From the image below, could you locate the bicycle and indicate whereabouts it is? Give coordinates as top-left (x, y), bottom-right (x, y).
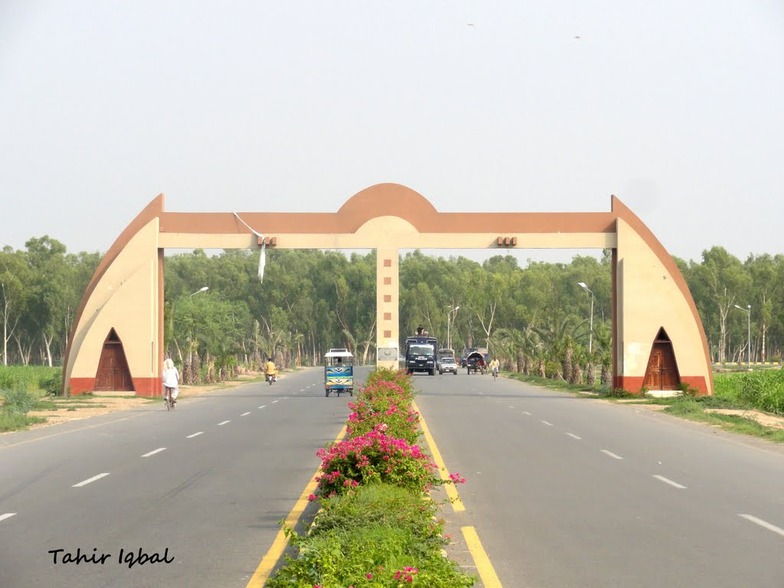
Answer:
top-left (164, 387), bottom-right (176, 410)
top-left (492, 368), bottom-right (498, 381)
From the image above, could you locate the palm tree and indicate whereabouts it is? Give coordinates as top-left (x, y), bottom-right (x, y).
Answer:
top-left (534, 313), bottom-right (581, 381)
top-left (593, 322), bottom-right (613, 388)
top-left (496, 326), bottom-right (540, 374)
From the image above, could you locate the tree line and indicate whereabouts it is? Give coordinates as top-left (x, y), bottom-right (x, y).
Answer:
top-left (2, 237), bottom-right (783, 385)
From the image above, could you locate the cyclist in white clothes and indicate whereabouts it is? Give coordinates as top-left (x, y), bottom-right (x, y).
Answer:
top-left (162, 358), bottom-right (180, 405)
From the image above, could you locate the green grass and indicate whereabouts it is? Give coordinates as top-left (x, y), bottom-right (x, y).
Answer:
top-left (663, 398), bottom-right (784, 442)
top-left (0, 412), bottom-right (47, 432)
top-left (714, 370), bottom-right (784, 414)
top-left (0, 380), bottom-right (114, 432)
top-left (32, 398), bottom-right (105, 411)
top-left (0, 365), bottom-right (62, 395)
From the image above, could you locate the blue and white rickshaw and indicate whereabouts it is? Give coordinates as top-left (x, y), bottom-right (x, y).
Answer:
top-left (324, 348), bottom-right (354, 397)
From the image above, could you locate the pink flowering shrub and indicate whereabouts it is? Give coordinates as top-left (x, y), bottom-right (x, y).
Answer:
top-left (315, 427), bottom-right (438, 497)
top-left (346, 381), bottom-right (420, 444)
top-left (364, 368), bottom-right (415, 400)
top-left (267, 368), bottom-right (474, 588)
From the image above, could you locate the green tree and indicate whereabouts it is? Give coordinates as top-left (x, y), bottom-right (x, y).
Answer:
top-left (25, 236), bottom-right (71, 366)
top-left (689, 247), bottom-right (750, 363)
top-left (745, 253), bottom-right (781, 362)
top-left (0, 247), bottom-right (31, 365)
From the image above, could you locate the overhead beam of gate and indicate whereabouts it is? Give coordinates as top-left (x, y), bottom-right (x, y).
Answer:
top-left (158, 209), bottom-right (618, 250)
top-left (62, 182), bottom-right (713, 398)
top-left (159, 181), bottom-right (617, 249)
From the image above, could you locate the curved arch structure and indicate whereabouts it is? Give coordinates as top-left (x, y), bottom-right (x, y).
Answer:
top-left (63, 183), bottom-right (713, 396)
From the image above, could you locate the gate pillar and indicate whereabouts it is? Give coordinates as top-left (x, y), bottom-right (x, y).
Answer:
top-left (376, 247), bottom-right (400, 370)
top-left (613, 200), bottom-right (712, 394)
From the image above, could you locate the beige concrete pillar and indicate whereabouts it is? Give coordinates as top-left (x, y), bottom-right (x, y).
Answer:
top-left (375, 248), bottom-right (399, 370)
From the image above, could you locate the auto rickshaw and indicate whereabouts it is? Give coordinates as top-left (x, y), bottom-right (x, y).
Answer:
top-left (466, 350), bottom-right (487, 375)
top-left (324, 348), bottom-right (354, 397)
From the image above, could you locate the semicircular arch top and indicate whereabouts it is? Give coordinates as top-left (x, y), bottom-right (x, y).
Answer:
top-left (335, 183), bottom-right (439, 232)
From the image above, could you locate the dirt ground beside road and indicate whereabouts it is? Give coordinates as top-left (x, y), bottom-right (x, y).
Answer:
top-left (22, 374), bottom-right (263, 432)
top-left (614, 398), bottom-right (784, 430)
top-left (702, 407), bottom-right (784, 429)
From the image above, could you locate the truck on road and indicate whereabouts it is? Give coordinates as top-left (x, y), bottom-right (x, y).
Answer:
top-left (404, 327), bottom-right (438, 376)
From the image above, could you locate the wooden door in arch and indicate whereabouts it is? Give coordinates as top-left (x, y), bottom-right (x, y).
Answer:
top-left (94, 328), bottom-right (134, 391)
top-left (643, 328), bottom-right (681, 390)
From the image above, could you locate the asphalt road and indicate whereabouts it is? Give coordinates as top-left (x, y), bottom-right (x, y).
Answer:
top-left (2, 368), bottom-right (783, 587)
top-left (413, 370), bottom-right (784, 588)
top-left (0, 367), bottom-right (354, 588)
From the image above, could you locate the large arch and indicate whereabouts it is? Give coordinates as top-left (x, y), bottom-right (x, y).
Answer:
top-left (62, 183), bottom-right (713, 396)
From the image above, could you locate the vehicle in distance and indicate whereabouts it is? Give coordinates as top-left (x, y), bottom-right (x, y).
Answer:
top-left (405, 327), bottom-right (437, 376)
top-left (438, 356), bottom-right (458, 375)
top-left (436, 347), bottom-right (455, 372)
top-left (466, 350), bottom-right (487, 375)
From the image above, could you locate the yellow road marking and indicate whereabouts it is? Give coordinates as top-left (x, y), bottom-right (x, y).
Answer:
top-left (413, 400), bottom-right (465, 512)
top-left (417, 401), bottom-right (503, 585)
top-left (245, 425), bottom-right (346, 587)
top-left (462, 526), bottom-right (504, 587)
top-left (248, 405), bottom-right (500, 586)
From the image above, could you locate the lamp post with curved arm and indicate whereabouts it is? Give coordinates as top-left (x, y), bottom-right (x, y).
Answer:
top-left (183, 286), bottom-right (209, 383)
top-left (578, 282), bottom-right (594, 354)
top-left (447, 305), bottom-right (460, 351)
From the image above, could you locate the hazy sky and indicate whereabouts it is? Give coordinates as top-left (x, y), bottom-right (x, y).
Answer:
top-left (2, 1), bottom-right (782, 265)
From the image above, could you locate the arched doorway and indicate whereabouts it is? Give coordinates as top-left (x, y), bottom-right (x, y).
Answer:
top-left (94, 328), bottom-right (134, 391)
top-left (643, 328), bottom-right (681, 391)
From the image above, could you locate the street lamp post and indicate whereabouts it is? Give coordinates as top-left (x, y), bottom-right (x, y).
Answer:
top-left (734, 304), bottom-right (751, 365)
top-left (168, 286), bottom-right (209, 350)
top-left (184, 286), bottom-right (209, 383)
top-left (578, 282), bottom-right (594, 354)
top-left (447, 305), bottom-right (460, 350)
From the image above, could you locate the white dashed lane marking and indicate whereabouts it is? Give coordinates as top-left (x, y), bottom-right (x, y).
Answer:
top-left (186, 432), bottom-right (204, 439)
top-left (653, 475), bottom-right (687, 489)
top-left (141, 448), bottom-right (166, 458)
top-left (601, 450), bottom-right (623, 460)
top-left (0, 513), bottom-right (17, 523)
top-left (241, 412), bottom-right (251, 417)
top-left (566, 433), bottom-right (582, 440)
top-left (218, 420), bottom-right (231, 426)
top-left (541, 420), bottom-right (553, 427)
top-left (73, 473), bottom-right (110, 487)
top-left (739, 515), bottom-right (784, 538)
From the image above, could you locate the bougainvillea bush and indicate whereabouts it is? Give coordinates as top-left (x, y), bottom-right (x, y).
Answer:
top-left (267, 368), bottom-right (474, 587)
top-left (346, 381), bottom-right (420, 444)
top-left (364, 368), bottom-right (415, 401)
top-left (315, 426), bottom-right (438, 498)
